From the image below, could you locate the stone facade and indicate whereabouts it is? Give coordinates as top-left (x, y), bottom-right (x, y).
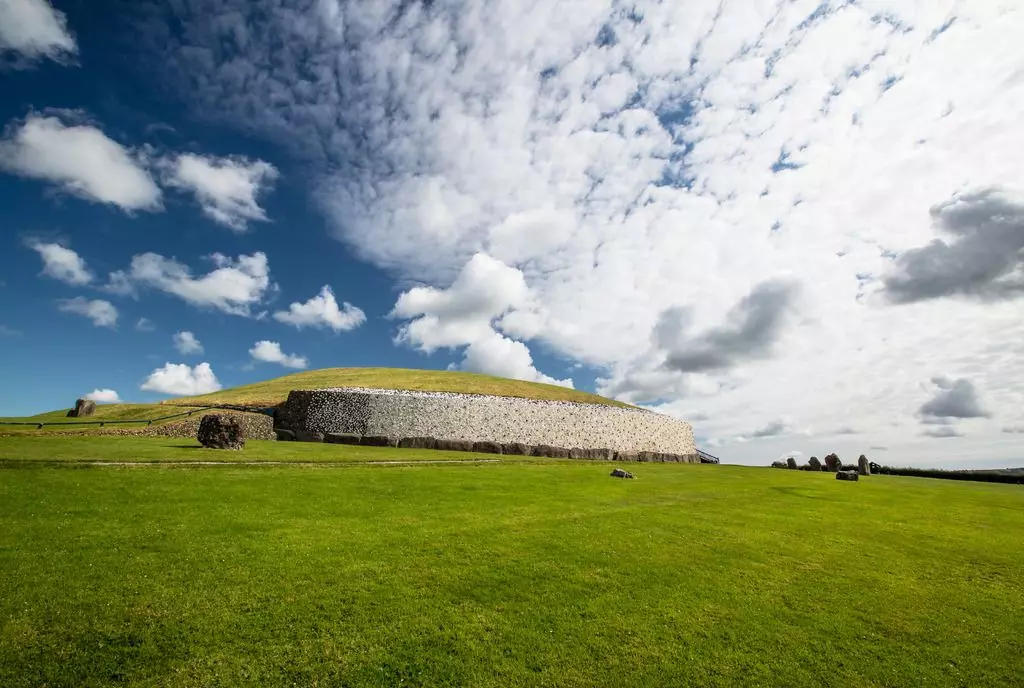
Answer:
top-left (275, 387), bottom-right (696, 456)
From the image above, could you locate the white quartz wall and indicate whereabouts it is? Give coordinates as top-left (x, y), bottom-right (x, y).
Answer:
top-left (277, 387), bottom-right (696, 455)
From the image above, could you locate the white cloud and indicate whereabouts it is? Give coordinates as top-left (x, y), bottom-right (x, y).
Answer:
top-left (0, 0), bottom-right (76, 65)
top-left (249, 340), bottom-right (308, 369)
top-left (84, 388), bottom-right (121, 403)
top-left (140, 362), bottom-right (222, 396)
top-left (163, 153), bottom-right (279, 231)
top-left (391, 253), bottom-right (570, 386)
top-left (172, 330), bottom-right (203, 355)
top-left (134, 317), bottom-right (155, 332)
top-left (26, 239), bottom-right (93, 285)
top-left (57, 297), bottom-right (117, 328)
top-left (460, 330), bottom-right (573, 388)
top-left (0, 113), bottom-right (161, 211)
top-left (157, 2), bottom-right (1024, 466)
top-left (273, 285), bottom-right (366, 332)
top-left (110, 251), bottom-right (274, 316)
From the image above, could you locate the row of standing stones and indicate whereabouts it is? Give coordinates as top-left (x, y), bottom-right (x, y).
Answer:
top-left (274, 427), bottom-right (701, 463)
top-left (770, 453), bottom-right (873, 482)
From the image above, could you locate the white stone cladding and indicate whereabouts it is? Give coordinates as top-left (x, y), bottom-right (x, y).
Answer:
top-left (276, 387), bottom-right (696, 455)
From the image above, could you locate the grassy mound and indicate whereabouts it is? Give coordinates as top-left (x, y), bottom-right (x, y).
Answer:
top-left (166, 367), bottom-right (631, 408)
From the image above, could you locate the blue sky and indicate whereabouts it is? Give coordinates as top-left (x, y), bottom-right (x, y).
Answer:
top-left (1, 0), bottom-right (1023, 468)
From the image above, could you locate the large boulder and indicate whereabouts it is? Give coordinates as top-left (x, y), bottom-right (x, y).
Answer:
top-left (786, 457), bottom-right (798, 470)
top-left (67, 399), bottom-right (96, 418)
top-left (823, 453), bottom-right (841, 472)
top-left (397, 436), bottom-right (437, 449)
top-left (808, 456), bottom-right (822, 471)
top-left (610, 468), bottom-right (635, 479)
top-left (858, 455), bottom-right (871, 476)
top-left (435, 438), bottom-right (474, 452)
top-left (836, 470), bottom-right (859, 482)
top-left (326, 433), bottom-right (362, 445)
top-left (197, 414), bottom-right (245, 450)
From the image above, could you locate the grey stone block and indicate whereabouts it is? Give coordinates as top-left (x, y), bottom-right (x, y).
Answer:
top-left (471, 441), bottom-right (503, 454)
top-left (325, 433), bottom-right (361, 445)
top-left (397, 436), bottom-right (437, 450)
top-left (501, 442), bottom-right (531, 455)
top-left (435, 438), bottom-right (474, 452)
top-left (274, 429), bottom-right (295, 442)
top-left (360, 435), bottom-right (393, 447)
top-left (294, 430), bottom-right (325, 443)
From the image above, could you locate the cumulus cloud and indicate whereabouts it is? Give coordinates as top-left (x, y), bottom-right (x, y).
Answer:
top-left (391, 253), bottom-right (569, 385)
top-left (750, 421), bottom-right (789, 439)
top-left (57, 297), bottom-right (117, 328)
top-left (598, 279), bottom-right (797, 403)
top-left (173, 330), bottom-right (203, 355)
top-left (140, 362), bottom-right (221, 395)
top-left (0, 0), bottom-right (76, 65)
top-left (922, 426), bottom-right (963, 439)
top-left (460, 331), bottom-right (573, 388)
top-left (0, 113), bottom-right (161, 211)
top-left (883, 187), bottom-right (1024, 303)
top-left (918, 376), bottom-right (990, 420)
top-left (162, 153), bottom-right (279, 231)
top-left (134, 317), bottom-right (156, 332)
top-left (249, 340), bottom-right (308, 369)
top-left (109, 251), bottom-right (274, 316)
top-left (273, 285), bottom-right (366, 332)
top-left (26, 239), bottom-right (93, 285)
top-left (150, 0), bottom-right (1024, 465)
top-left (84, 388), bottom-right (121, 403)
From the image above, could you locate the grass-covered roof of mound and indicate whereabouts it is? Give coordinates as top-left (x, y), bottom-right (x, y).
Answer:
top-left (165, 367), bottom-right (633, 409)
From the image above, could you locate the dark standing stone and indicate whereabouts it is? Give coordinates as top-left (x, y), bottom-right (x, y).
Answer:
top-left (360, 435), bottom-right (394, 447)
top-left (501, 442), bottom-right (531, 456)
top-left (836, 470), bottom-right (859, 482)
top-left (858, 455), bottom-right (871, 476)
top-left (808, 456), bottom-right (822, 471)
top-left (610, 468), bottom-right (635, 479)
top-left (67, 399), bottom-right (96, 418)
top-left (326, 433), bottom-right (362, 445)
top-left (471, 441), bottom-right (503, 455)
top-left (823, 453), bottom-right (841, 472)
top-left (197, 414), bottom-right (245, 450)
top-left (786, 457), bottom-right (798, 470)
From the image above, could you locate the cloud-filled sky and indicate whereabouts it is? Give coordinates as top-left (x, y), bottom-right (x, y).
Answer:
top-left (1, 0), bottom-right (1022, 468)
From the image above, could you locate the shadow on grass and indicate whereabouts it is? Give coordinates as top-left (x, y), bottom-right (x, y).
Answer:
top-left (769, 485), bottom-right (834, 501)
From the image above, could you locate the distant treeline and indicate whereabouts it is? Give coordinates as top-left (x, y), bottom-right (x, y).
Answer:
top-left (874, 465), bottom-right (1024, 485)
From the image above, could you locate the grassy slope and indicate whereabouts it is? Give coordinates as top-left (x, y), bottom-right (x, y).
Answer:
top-left (164, 367), bottom-right (632, 408)
top-left (0, 436), bottom-right (519, 464)
top-left (0, 405), bottom-right (234, 436)
top-left (1, 444), bottom-right (1022, 686)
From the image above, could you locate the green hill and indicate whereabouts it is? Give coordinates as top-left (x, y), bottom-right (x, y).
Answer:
top-left (165, 367), bottom-right (632, 408)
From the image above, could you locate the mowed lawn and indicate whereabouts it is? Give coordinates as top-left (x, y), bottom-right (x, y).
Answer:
top-left (1, 446), bottom-right (1022, 686)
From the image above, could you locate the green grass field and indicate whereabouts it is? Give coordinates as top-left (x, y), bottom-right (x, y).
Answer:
top-left (165, 367), bottom-right (633, 408)
top-left (1, 435), bottom-right (1022, 687)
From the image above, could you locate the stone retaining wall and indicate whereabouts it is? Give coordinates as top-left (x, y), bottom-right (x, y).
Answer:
top-left (275, 388), bottom-right (696, 456)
